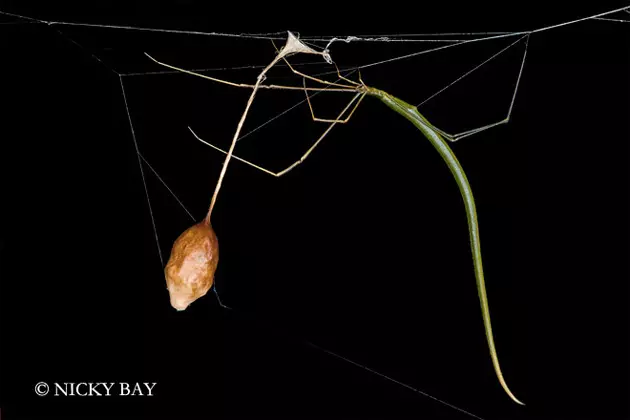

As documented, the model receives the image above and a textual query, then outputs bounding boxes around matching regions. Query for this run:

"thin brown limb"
[272,37,365,124]
[303,78,366,123]
[190,91,365,177]
[333,62,361,86]
[412,111,511,143]
[144,53,359,93]
[204,32,344,223]
[281,56,358,89]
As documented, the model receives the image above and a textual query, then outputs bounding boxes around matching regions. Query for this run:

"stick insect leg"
[304,78,366,124]
[276,53,365,124]
[416,33,529,143]
[189,91,365,178]
[144,53,255,89]
[281,56,357,89]
[332,63,362,87]
[415,111,510,143]
[145,52,358,94]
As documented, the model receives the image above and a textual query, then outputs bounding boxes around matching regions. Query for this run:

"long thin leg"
[144,53,359,94]
[272,50,364,124]
[417,34,530,143]
[189,92,365,177]
[277,50,364,124]
[333,63,362,87]
[304,78,366,124]
[417,100,511,143]
[281,56,358,89]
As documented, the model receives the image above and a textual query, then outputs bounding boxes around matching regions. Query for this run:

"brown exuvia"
[161,34,316,311]
[165,222,219,311]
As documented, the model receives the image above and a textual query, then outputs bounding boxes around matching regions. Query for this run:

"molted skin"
[165,222,219,311]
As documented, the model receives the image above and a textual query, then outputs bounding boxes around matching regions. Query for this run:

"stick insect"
[148,31,524,405]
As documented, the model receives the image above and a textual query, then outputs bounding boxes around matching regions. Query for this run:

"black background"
[0,2,628,420]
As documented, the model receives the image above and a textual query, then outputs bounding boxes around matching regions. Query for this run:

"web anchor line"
[119,76,163,269]
[1,6,628,39]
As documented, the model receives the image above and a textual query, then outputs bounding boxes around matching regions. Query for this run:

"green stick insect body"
[367,87,524,405]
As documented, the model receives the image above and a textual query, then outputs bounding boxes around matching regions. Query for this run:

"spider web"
[1,6,628,420]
